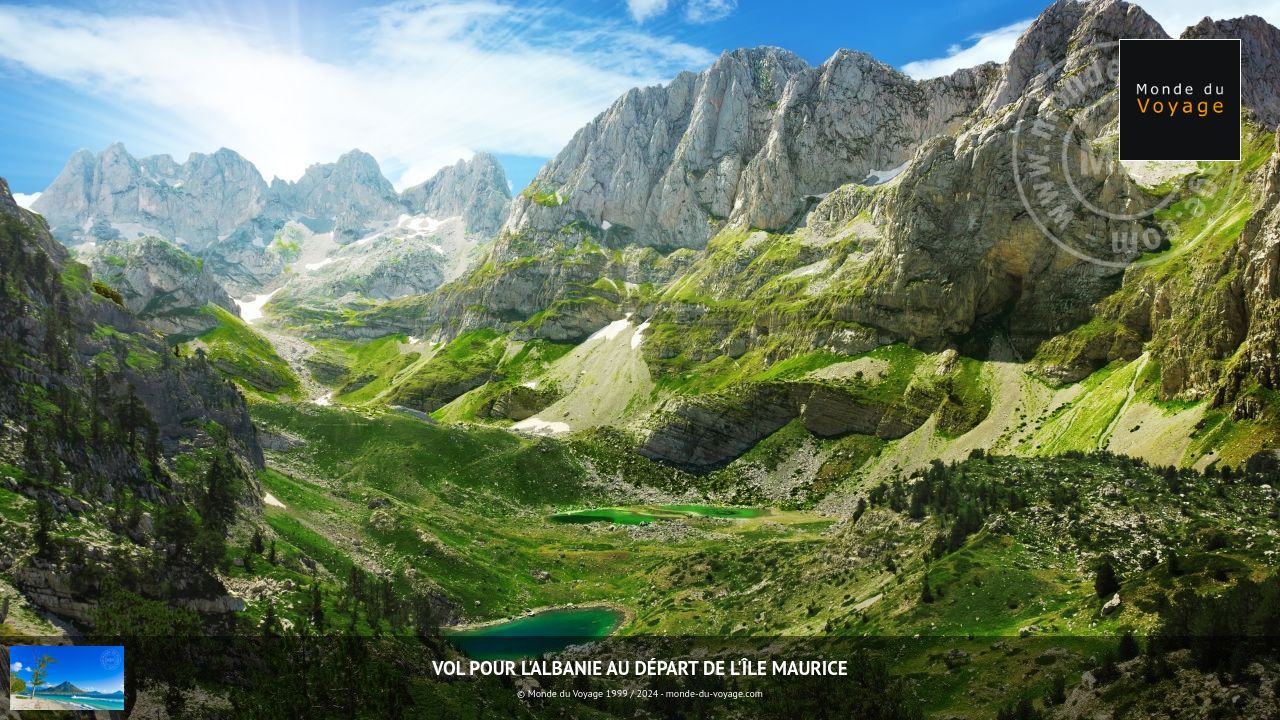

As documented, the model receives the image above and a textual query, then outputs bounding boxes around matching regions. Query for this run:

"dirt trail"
[1099,352,1149,449]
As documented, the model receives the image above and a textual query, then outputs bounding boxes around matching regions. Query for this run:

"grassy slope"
[240,401,1278,718]
[185,305,301,401]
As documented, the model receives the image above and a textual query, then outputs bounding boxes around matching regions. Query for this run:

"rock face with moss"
[0,177,261,465]
[504,47,997,251]
[418,47,998,338]
[0,175,262,622]
[79,237,238,336]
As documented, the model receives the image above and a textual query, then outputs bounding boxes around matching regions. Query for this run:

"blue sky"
[9,645,125,694]
[1,0,1277,199]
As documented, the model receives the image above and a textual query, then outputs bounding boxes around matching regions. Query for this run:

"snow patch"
[406,336,421,345]
[587,318,631,342]
[234,288,280,324]
[522,380,539,389]
[354,213,452,246]
[601,220,612,230]
[863,161,908,185]
[303,257,335,271]
[511,417,570,435]
[312,392,333,407]
[12,192,41,209]
[263,493,286,509]
[631,321,650,350]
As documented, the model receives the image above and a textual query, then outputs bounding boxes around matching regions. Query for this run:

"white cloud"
[627,0,669,23]
[10,661,21,672]
[685,0,736,24]
[12,191,40,208]
[1139,0,1280,34]
[901,19,1032,79]
[0,2,715,189]
[902,1,1280,80]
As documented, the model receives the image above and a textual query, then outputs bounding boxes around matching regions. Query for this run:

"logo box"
[1119,38,1241,161]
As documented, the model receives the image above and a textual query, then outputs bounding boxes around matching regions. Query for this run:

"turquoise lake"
[446,606,625,659]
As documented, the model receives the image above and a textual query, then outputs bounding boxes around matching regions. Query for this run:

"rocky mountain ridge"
[31,146,512,293]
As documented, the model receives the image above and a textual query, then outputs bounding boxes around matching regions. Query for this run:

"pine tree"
[1095,555,1120,599]
[310,582,325,632]
[33,498,55,559]
[198,455,238,534]
[1045,673,1067,705]
[1117,630,1140,661]
[262,601,280,637]
[156,504,197,563]
[268,540,277,565]
[921,576,934,604]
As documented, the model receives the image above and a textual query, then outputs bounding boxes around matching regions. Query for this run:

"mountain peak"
[1184,14,1280,128]
[984,0,1165,112]
[41,681,87,695]
[400,152,511,237]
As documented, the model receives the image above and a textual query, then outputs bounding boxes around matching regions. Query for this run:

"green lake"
[446,606,626,659]
[548,504,765,525]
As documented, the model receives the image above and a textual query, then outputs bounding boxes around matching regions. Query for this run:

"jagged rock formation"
[31,145,511,295]
[416,46,1000,338]
[401,152,512,238]
[273,150,403,243]
[32,143,271,251]
[504,47,997,250]
[79,237,238,336]
[1184,15,1280,128]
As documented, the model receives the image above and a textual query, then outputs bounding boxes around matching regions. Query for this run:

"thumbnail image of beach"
[8,645,125,711]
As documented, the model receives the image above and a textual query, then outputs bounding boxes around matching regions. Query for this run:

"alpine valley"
[3,1,1280,718]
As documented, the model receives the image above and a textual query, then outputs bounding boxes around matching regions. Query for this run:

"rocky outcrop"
[80,236,238,336]
[412,44,999,341]
[638,377,950,472]
[482,384,562,421]
[1184,15,1280,129]
[401,152,512,238]
[639,384,796,472]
